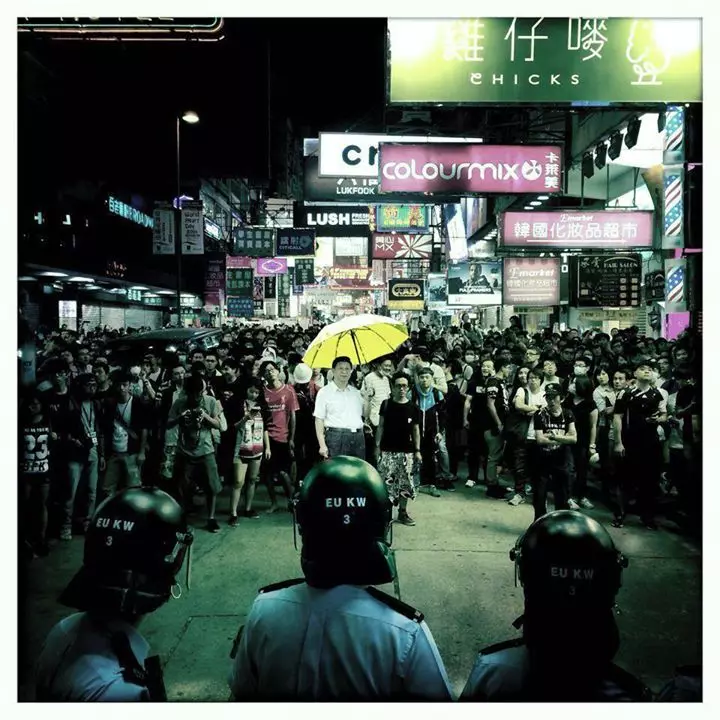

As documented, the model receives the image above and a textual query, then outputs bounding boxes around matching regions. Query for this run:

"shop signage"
[289,266,304,295]
[334,236,369,267]
[295,259,315,285]
[58,300,77,318]
[180,200,204,255]
[427,273,448,310]
[645,270,665,303]
[501,210,653,249]
[387,18,702,104]
[375,204,430,232]
[255,258,288,276]
[379,144,563,194]
[127,289,143,303]
[225,255,253,269]
[577,254,642,307]
[204,254,226,292]
[227,296,254,318]
[296,204,371,237]
[233,227,275,257]
[323,267,375,291]
[388,278,426,310]
[503,257,560,306]
[372,233,433,259]
[304,155,449,203]
[109,196,153,228]
[264,276,277,298]
[226,268,253,297]
[152,205,175,255]
[204,217,222,241]
[278,273,291,298]
[318,132,484,178]
[276,228,316,256]
[447,259,503,306]
[144,295,163,306]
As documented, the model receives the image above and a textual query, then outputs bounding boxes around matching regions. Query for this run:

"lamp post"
[176,110,200,326]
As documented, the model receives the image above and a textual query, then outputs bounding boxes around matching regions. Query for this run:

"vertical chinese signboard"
[204,254,226,307]
[152,203,175,255]
[294,259,315,285]
[278,273,291,317]
[263,276,277,298]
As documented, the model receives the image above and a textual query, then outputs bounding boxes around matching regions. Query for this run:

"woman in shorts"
[230,379,270,524]
[375,372,422,526]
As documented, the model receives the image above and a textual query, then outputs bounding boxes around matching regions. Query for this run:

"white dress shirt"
[314,381,364,430]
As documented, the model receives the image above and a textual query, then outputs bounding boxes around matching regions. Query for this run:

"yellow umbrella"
[303,314,409,368]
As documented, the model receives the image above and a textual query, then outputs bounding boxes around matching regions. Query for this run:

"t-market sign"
[318,132,483,178]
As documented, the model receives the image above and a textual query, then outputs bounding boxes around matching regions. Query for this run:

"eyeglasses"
[394,383,409,389]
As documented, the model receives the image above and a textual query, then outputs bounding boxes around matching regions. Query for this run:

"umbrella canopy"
[303,314,409,368]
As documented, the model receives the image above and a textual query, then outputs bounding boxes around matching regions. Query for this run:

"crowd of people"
[20,314,702,558]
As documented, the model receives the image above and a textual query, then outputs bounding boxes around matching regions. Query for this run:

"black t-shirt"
[467,377,488,422]
[469,376,507,430]
[566,398,597,445]
[535,407,576,463]
[614,386,665,444]
[379,399,421,453]
[675,385,697,444]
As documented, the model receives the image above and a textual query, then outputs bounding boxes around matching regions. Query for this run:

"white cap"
[293,363,313,384]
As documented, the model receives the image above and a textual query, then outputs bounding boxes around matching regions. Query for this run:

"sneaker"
[524,484,533,496]
[397,511,416,526]
[578,497,594,510]
[465,479,477,488]
[611,515,625,529]
[60,528,72,541]
[508,493,526,507]
[206,518,221,533]
[244,509,260,519]
[228,515,239,528]
[568,498,581,510]
[419,485,442,498]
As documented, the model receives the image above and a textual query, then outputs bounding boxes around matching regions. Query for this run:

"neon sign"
[108,196,153,228]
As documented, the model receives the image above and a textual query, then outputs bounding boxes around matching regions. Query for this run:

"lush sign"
[388,18,702,103]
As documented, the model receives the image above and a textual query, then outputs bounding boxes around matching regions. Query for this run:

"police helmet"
[295,456,395,588]
[510,510,627,610]
[59,487,193,616]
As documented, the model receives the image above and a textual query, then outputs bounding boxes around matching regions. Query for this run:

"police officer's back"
[462,510,651,702]
[228,456,452,701]
[35,487,193,701]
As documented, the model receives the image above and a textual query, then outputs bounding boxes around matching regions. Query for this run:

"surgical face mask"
[573,366,588,376]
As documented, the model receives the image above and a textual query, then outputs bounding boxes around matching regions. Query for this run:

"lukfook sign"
[379,144,563,194]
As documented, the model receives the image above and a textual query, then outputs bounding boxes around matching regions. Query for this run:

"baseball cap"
[544,383,563,397]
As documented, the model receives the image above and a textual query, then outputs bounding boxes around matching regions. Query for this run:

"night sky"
[19,18,387,196]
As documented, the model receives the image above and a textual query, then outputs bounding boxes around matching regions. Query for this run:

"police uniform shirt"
[35,612,150,701]
[461,644,642,702]
[229,583,453,701]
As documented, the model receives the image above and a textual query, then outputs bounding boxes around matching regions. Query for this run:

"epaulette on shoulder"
[478,637,525,656]
[258,578,305,594]
[365,586,424,623]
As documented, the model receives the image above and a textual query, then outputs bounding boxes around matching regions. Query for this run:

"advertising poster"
[427,273,448,310]
[503,257,560,306]
[379,143,563,194]
[577,255,642,307]
[180,200,204,255]
[253,276,264,303]
[276,228,316,256]
[388,278,425,311]
[501,210,654,249]
[372,233,433,259]
[447,259,503,305]
[444,203,469,263]
[387,18,701,104]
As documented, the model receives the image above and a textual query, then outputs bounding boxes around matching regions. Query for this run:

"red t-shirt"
[264,384,300,443]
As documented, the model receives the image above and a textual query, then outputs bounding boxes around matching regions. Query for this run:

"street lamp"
[176,110,199,326]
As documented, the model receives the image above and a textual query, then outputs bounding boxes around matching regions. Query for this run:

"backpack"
[503,388,531,443]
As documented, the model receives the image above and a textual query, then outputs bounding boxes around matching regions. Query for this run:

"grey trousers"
[325,427,366,460]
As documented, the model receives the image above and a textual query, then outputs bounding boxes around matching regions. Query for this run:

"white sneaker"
[579,497,594,509]
[568,498,581,510]
[465,479,476,488]
[60,528,72,541]
[508,493,525,506]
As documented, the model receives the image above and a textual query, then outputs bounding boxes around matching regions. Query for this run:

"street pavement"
[18,478,701,701]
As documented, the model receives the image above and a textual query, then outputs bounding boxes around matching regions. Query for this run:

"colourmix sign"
[379,144,563,194]
[501,211,653,249]
[387,18,702,104]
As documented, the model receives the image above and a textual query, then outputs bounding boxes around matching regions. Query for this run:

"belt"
[326,427,362,433]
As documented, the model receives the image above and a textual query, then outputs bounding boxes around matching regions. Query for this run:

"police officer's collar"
[86,612,150,660]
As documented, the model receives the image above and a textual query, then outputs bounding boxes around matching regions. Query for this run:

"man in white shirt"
[315,356,366,460]
[361,357,393,465]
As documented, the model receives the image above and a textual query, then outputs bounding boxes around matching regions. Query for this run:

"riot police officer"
[228,456,452,701]
[461,510,651,702]
[35,487,193,701]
